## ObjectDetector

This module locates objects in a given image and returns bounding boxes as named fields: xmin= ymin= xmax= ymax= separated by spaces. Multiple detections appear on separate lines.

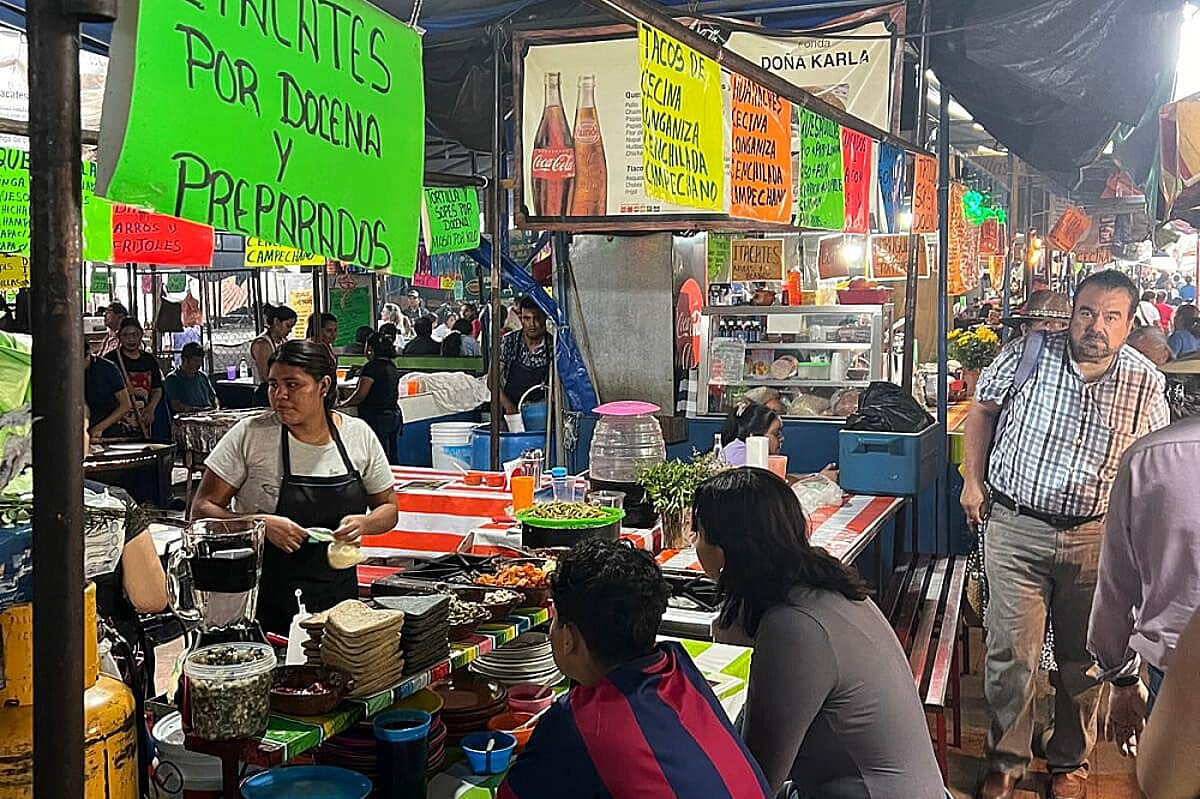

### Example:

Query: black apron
xmin=504 ymin=337 xmax=551 ymax=410
xmin=257 ymin=415 xmax=369 ymax=635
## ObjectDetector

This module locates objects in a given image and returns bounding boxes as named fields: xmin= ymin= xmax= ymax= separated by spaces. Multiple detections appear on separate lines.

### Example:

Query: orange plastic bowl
xmin=487 ymin=712 xmax=537 ymax=751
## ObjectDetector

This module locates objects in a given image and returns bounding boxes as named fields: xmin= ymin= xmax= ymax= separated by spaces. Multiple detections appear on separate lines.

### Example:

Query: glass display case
xmin=696 ymin=305 xmax=894 ymax=420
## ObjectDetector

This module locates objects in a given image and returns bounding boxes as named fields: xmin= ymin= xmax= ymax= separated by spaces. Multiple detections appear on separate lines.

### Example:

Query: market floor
xmin=946 ymin=627 xmax=1143 ymax=799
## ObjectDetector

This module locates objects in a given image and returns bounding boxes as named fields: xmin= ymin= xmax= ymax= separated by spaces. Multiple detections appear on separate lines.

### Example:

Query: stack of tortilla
xmin=300 ymin=600 xmax=406 ymax=698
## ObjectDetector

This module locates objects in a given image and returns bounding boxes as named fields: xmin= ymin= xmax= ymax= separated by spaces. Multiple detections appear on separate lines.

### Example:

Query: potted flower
xmin=636 ymin=453 xmax=725 ymax=550
xmin=947 ymin=326 xmax=1001 ymax=396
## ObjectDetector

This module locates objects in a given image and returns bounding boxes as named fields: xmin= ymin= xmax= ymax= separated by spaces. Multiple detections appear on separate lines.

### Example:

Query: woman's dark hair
xmin=551 ymin=538 xmax=669 ymax=668
xmin=366 ymin=333 xmax=395 ymax=360
xmin=118 ymin=316 xmax=143 ymax=334
xmin=440 ymin=332 xmax=463 ymax=358
xmin=379 ymin=322 xmax=398 ymax=340
xmin=693 ymin=468 xmax=869 ymax=637
xmin=1176 ymin=303 xmax=1200 ymax=336
xmin=268 ymin=339 xmax=337 ymax=410
xmin=413 ymin=316 xmax=434 ymax=338
xmin=354 ymin=325 xmax=373 ymax=344
xmin=452 ymin=318 xmax=473 ymax=337
xmin=720 ymin=401 xmax=780 ymax=446
xmin=263 ymin=303 xmax=298 ymax=330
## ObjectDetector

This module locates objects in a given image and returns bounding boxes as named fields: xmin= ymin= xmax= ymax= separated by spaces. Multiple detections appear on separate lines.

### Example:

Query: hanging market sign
xmin=795 ymin=107 xmax=845 ymax=230
xmin=947 ymin=182 xmax=967 ymax=296
xmin=876 ymin=143 xmax=906 ymax=233
xmin=1046 ymin=205 xmax=1091 ymax=252
xmin=88 ymin=269 xmax=110 ymax=294
xmin=707 ymin=232 xmax=732 ymax=282
xmin=816 ymin=235 xmax=849 ymax=280
xmin=639 ymin=23 xmax=724 ymax=211
xmin=841 ymin=127 xmax=872 ymax=234
xmin=98 ymin=0 xmax=425 ymax=275
xmin=729 ymin=74 xmax=792 ymax=224
xmin=166 ymin=273 xmax=187 ymax=293
xmin=244 ymin=237 xmax=325 ymax=268
xmin=330 ymin=283 xmax=373 ymax=347
xmin=911 ymin=154 xmax=938 ymax=234
xmin=730 ymin=238 xmax=784 ymax=281
xmin=0 ymin=255 xmax=28 ymax=289
xmin=978 ymin=219 xmax=1002 ymax=255
xmin=421 ymin=187 xmax=481 ymax=255
xmin=111 ymin=205 xmax=214 ymax=266
xmin=869 ymin=234 xmax=929 ymax=281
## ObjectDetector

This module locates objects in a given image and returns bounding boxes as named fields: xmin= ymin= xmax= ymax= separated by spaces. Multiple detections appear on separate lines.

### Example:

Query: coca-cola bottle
xmin=531 ymin=72 xmax=574 ymax=217
xmin=568 ymin=74 xmax=607 ymax=216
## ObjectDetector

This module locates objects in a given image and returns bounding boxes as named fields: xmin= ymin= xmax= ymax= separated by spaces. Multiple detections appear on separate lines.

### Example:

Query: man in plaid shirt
xmin=962 ymin=270 xmax=1169 ymax=799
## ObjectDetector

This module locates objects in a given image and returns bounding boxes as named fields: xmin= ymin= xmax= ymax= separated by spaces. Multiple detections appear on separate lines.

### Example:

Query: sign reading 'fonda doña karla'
xmin=99 ymin=0 xmax=425 ymax=275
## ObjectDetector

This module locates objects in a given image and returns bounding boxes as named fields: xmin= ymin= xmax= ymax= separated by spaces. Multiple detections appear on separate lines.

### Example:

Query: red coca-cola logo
xmin=575 ymin=120 xmax=601 ymax=145
xmin=531 ymin=148 xmax=576 ymax=179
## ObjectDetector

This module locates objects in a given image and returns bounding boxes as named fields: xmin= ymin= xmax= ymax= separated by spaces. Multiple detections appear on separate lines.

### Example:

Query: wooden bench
xmin=881 ymin=554 xmax=969 ymax=778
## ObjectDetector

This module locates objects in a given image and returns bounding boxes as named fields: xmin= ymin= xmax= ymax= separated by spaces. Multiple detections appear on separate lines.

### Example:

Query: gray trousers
xmin=983 ymin=504 xmax=1103 ymax=777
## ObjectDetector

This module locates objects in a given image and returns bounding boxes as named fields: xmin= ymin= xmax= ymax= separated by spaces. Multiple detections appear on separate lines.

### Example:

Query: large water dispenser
xmin=588 ymin=401 xmax=666 ymax=528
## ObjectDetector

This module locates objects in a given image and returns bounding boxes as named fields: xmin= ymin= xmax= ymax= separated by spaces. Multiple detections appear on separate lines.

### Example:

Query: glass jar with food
xmin=184 ymin=642 xmax=275 ymax=741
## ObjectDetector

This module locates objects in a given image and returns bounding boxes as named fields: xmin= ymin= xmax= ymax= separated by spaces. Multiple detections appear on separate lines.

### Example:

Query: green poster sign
xmin=707 ymin=232 xmax=731 ymax=283
xmin=795 ymin=108 xmax=845 ymax=231
xmin=421 ymin=187 xmax=480 ymax=255
xmin=330 ymin=284 xmax=373 ymax=348
xmin=0 ymin=149 xmax=114 ymax=261
xmin=99 ymin=0 xmax=425 ymax=276
xmin=166 ymin=273 xmax=186 ymax=292
xmin=89 ymin=269 xmax=110 ymax=294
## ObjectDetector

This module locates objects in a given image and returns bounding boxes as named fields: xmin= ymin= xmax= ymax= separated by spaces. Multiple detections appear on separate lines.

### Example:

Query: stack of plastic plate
xmin=468 ymin=632 xmax=562 ymax=687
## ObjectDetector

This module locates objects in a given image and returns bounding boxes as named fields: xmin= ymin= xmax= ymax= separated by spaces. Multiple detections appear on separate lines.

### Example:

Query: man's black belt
xmin=990 ymin=492 xmax=1103 ymax=530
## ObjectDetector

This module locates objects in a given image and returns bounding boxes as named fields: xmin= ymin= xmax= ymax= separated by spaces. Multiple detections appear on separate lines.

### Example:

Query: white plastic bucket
xmin=430 ymin=422 xmax=477 ymax=471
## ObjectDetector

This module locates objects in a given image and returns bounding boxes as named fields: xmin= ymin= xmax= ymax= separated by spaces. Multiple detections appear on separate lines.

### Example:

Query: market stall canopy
xmin=1161 ymin=92 xmax=1200 ymax=227
xmin=928 ymin=0 xmax=1184 ymax=190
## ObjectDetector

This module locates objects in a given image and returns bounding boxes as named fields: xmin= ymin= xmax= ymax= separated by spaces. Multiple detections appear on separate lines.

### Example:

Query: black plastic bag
xmin=843 ymin=381 xmax=935 ymax=433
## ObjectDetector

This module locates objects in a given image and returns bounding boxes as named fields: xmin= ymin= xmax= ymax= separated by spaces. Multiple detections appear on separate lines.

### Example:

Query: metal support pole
xmin=29 ymin=3 xmax=86 ymax=796
xmin=488 ymin=26 xmax=505 ymax=470
xmin=900 ymin=0 xmax=930 ymax=394
xmin=1001 ymin=155 xmax=1019 ymax=341
xmin=935 ymin=85 xmax=951 ymax=555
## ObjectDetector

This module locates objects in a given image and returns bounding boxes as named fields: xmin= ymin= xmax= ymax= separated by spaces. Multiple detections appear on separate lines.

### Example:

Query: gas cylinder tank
xmin=0 ymin=584 xmax=138 ymax=798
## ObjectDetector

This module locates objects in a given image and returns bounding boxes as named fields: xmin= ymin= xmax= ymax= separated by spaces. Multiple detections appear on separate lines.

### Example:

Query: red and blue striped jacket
xmin=498 ymin=642 xmax=772 ymax=799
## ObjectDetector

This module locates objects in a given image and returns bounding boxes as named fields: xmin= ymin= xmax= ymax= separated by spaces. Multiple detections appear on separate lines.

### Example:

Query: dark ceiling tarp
xmin=929 ymin=0 xmax=1183 ymax=190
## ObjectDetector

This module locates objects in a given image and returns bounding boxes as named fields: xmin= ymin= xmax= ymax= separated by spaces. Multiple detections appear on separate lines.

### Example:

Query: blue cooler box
xmin=838 ymin=424 xmax=942 ymax=496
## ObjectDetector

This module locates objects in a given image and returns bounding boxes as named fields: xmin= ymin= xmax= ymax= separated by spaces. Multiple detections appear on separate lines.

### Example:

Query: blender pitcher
xmin=168 ymin=517 xmax=267 ymax=645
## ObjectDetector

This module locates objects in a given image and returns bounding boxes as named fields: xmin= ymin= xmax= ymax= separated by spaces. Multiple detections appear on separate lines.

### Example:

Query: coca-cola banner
xmin=841 ymin=128 xmax=873 ymax=234
xmin=517 ymin=12 xmax=902 ymax=228
xmin=639 ymin=24 xmax=724 ymax=211
xmin=729 ymin=75 xmax=792 ymax=224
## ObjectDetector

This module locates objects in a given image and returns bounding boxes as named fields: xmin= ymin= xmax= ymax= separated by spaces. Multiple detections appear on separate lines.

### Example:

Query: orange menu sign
xmin=1047 ymin=206 xmax=1091 ymax=252
xmin=729 ymin=74 xmax=792 ymax=224
xmin=947 ymin=183 xmax=967 ymax=296
xmin=911 ymin=154 xmax=938 ymax=234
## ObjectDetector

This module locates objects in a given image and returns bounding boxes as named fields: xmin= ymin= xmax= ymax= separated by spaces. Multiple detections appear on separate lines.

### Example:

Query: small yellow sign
xmin=245 ymin=238 xmax=325 ymax=268
xmin=0 ymin=255 xmax=30 ymax=289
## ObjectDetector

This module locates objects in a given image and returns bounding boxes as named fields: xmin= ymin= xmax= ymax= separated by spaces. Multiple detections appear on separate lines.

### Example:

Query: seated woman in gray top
xmin=692 ymin=468 xmax=945 ymax=799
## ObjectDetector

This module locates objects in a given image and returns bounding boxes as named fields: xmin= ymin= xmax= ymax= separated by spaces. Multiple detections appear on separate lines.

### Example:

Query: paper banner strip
xmin=841 ymin=127 xmax=872 ymax=234
xmin=729 ymin=74 xmax=792 ymax=224
xmin=421 ymin=187 xmax=481 ymax=255
xmin=911 ymin=154 xmax=938 ymax=234
xmin=639 ymin=23 xmax=724 ymax=211
xmin=795 ymin=107 xmax=845 ymax=231
xmin=245 ymin=237 xmax=325 ymax=267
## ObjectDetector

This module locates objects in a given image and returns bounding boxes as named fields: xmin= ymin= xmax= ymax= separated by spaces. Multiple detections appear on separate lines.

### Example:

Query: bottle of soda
xmin=568 ymin=75 xmax=607 ymax=216
xmin=531 ymin=72 xmax=575 ymax=217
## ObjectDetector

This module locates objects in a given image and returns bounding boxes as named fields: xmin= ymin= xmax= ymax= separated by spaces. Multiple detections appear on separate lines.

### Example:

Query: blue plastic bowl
xmin=461 ymin=731 xmax=517 ymax=775
xmin=240 ymin=765 xmax=371 ymax=798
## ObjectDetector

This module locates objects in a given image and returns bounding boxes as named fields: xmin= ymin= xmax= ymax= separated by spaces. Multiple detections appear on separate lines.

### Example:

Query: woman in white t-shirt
xmin=192 ymin=340 xmax=399 ymax=635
